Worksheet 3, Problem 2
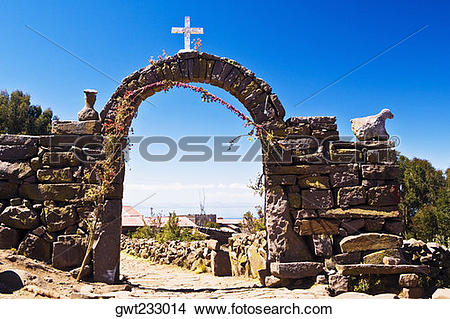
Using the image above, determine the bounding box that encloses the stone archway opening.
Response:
[101,51,286,282]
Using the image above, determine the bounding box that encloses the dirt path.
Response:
[0,249,333,298]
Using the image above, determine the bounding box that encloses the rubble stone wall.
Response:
[0,120,122,283]
[121,236,221,273]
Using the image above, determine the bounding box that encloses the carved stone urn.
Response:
[78,89,99,121]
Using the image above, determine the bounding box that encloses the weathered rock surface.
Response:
[297,219,340,235]
[41,204,77,232]
[0,181,18,199]
[0,225,20,249]
[312,234,333,257]
[350,109,393,141]
[337,186,366,207]
[362,165,399,180]
[51,120,101,135]
[211,250,232,277]
[320,207,400,219]
[336,264,430,275]
[270,262,323,279]
[367,185,400,206]
[17,231,53,262]
[340,233,403,253]
[0,145,37,161]
[301,189,333,209]
[333,252,361,265]
[328,274,349,295]
[37,168,73,183]
[363,249,403,264]
[0,161,33,180]
[0,205,40,229]
[399,273,419,288]
[52,235,86,269]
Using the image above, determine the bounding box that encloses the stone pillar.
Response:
[93,199,122,283]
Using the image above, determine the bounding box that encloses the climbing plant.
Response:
[76,73,278,280]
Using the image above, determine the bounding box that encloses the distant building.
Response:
[121,206,243,234]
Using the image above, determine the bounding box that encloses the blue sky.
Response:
[1,1,449,217]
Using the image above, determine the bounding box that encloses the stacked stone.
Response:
[263,115,411,290]
[121,236,220,273]
[102,51,285,127]
[0,117,122,283]
[228,231,267,282]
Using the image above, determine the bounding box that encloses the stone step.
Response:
[336,264,430,276]
[270,262,323,279]
[340,233,403,253]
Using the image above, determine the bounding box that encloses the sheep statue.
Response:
[350,108,394,141]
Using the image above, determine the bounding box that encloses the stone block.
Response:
[248,245,266,281]
[336,264,429,275]
[298,176,330,189]
[0,182,18,199]
[211,250,232,277]
[399,273,419,288]
[361,164,399,180]
[297,219,340,235]
[319,207,400,219]
[312,234,333,257]
[329,164,359,188]
[52,238,86,269]
[384,220,403,234]
[270,262,323,279]
[366,149,397,164]
[337,186,366,207]
[0,145,37,161]
[0,225,20,249]
[340,233,402,253]
[0,205,40,229]
[266,164,331,175]
[333,252,361,265]
[341,219,365,234]
[41,204,77,232]
[287,193,301,208]
[267,175,297,185]
[41,151,81,167]
[364,218,385,231]
[17,233,52,263]
[19,183,82,201]
[0,161,33,181]
[51,120,101,135]
[363,249,402,264]
[0,134,39,146]
[37,168,73,183]
[328,274,349,295]
[301,189,333,209]
[400,287,424,299]
[367,185,400,206]
[93,199,121,284]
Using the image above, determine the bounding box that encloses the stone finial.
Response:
[350,109,394,141]
[78,89,99,121]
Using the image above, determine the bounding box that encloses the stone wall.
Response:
[228,231,267,282]
[121,236,221,273]
[0,120,122,283]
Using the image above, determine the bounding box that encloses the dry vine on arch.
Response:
[76,78,279,280]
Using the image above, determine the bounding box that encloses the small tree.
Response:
[241,205,265,234]
[0,90,56,134]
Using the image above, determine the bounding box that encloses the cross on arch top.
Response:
[171,16,204,51]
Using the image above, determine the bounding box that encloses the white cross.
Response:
[171,16,203,51]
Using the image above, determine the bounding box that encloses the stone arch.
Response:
[101,51,286,130]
